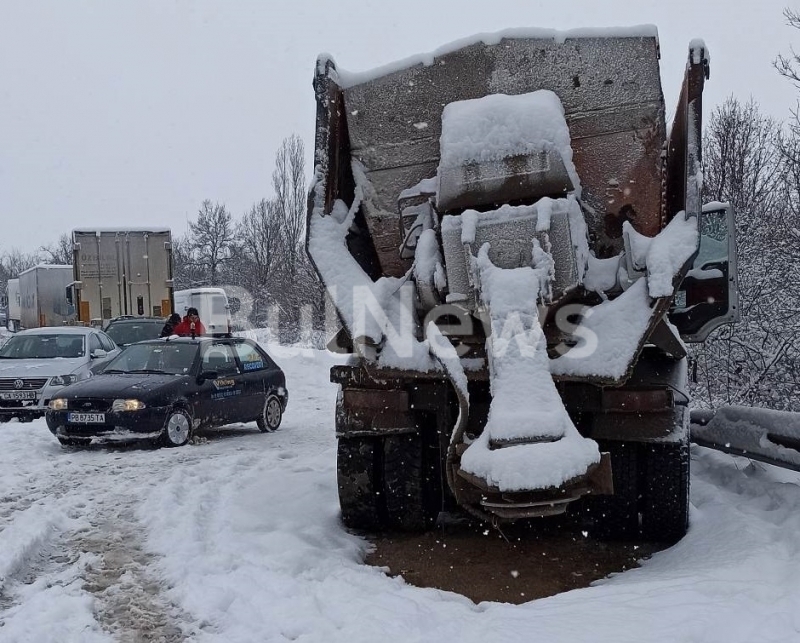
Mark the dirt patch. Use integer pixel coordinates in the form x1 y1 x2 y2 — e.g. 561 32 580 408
366 517 662 604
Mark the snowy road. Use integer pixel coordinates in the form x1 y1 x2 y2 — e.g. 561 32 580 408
2 343 800 642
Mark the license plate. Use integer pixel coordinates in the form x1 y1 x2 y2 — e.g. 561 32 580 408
0 391 37 400
67 412 105 424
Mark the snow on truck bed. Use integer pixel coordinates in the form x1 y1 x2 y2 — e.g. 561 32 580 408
324 25 660 88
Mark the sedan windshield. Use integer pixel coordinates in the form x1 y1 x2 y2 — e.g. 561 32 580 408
0 334 86 359
105 321 164 346
104 343 198 375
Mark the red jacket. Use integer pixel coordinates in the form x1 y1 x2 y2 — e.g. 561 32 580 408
173 317 206 337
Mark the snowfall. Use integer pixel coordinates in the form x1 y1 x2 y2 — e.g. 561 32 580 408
1 333 800 643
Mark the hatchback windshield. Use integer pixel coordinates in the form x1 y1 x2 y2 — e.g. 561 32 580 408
105 320 164 346
0 334 86 359
104 343 198 375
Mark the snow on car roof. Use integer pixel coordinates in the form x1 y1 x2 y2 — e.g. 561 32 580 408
17 326 99 335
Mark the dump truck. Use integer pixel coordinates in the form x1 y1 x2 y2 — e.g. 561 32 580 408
67 228 174 326
18 265 75 329
307 27 739 542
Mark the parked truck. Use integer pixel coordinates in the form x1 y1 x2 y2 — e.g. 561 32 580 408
67 228 174 326
18 265 75 329
307 28 739 542
5 279 20 331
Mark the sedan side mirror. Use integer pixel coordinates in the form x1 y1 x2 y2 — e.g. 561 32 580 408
90 349 107 359
197 370 219 384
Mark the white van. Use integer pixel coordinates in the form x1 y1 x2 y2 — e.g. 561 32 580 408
173 287 231 336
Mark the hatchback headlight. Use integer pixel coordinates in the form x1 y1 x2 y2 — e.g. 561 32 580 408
50 374 78 386
49 398 68 411
111 399 147 412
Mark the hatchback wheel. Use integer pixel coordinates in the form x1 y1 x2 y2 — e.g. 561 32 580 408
163 408 192 447
257 394 282 432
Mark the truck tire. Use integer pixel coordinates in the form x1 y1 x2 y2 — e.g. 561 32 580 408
584 441 641 540
383 433 438 531
337 437 385 531
640 431 690 543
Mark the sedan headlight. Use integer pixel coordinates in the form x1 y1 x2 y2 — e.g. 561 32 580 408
111 399 147 412
50 374 78 386
49 398 68 411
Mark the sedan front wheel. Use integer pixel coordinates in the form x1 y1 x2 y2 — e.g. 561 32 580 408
163 408 192 447
257 394 282 433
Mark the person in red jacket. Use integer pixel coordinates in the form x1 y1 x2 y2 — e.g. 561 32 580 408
173 307 206 338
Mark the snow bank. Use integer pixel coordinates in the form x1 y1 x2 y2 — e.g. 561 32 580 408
6 343 800 642
0 505 65 590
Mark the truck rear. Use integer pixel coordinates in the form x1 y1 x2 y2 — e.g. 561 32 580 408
19 265 74 328
307 28 738 541
69 229 174 326
6 279 20 331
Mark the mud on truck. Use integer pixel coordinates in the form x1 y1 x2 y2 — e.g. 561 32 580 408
307 27 738 543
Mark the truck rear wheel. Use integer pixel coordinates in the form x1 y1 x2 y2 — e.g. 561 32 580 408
337 437 385 531
584 441 641 541
640 430 690 543
383 433 438 531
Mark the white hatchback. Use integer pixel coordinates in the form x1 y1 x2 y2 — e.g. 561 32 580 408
0 327 119 422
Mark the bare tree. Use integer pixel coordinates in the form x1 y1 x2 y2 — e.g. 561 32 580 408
691 96 800 410
775 8 800 106
1 248 40 278
39 233 72 265
702 97 784 215
170 133 324 341
0 248 41 305
172 234 205 289
238 199 285 288
271 134 306 266
188 200 235 285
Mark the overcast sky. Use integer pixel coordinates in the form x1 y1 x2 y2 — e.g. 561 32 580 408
1 0 797 253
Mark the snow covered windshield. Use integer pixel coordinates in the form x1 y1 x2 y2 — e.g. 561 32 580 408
104 343 198 375
0 334 86 359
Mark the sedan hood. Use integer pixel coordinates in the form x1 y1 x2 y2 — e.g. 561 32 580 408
0 357 86 378
57 373 189 399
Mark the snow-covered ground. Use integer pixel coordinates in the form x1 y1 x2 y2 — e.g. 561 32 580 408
2 340 800 642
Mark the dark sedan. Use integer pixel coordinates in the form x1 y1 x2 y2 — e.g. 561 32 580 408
103 316 167 347
46 336 287 447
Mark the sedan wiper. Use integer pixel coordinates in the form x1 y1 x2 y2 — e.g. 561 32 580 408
103 369 128 374
127 369 169 374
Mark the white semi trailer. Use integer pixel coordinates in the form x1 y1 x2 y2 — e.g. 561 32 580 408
6 279 20 331
68 228 174 326
18 265 74 329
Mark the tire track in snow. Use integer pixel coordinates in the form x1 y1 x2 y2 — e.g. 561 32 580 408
75 493 195 643
0 440 203 641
